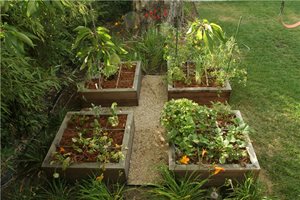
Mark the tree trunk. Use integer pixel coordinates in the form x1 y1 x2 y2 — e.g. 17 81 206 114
131 0 184 32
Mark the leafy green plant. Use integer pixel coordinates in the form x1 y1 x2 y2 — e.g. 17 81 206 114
77 176 125 200
186 18 225 52
51 103 124 170
0 0 93 177
224 174 271 200
164 18 246 87
193 37 246 86
161 99 249 164
51 150 73 171
108 102 119 127
73 25 127 88
128 26 167 74
149 166 208 200
37 178 75 200
160 98 205 156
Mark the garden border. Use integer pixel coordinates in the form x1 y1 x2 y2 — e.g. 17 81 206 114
41 110 135 183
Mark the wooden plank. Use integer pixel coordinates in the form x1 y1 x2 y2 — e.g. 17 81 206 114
167 80 232 105
79 61 142 107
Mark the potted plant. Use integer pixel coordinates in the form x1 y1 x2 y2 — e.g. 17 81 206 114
164 19 246 105
160 99 260 186
42 103 135 183
73 26 142 106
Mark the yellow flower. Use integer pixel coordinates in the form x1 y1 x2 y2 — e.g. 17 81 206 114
114 22 119 26
201 149 207 158
96 174 104 182
213 166 225 175
180 155 190 165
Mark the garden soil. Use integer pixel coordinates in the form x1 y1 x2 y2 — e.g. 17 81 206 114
120 75 169 185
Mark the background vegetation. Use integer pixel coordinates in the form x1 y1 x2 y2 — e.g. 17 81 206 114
0 0 132 184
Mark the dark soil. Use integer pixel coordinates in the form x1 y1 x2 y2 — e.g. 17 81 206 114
54 114 127 163
85 63 136 89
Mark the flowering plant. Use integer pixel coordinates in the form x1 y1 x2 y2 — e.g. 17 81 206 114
161 99 249 165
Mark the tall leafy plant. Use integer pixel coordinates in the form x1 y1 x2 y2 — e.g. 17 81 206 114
129 26 167 74
186 19 225 52
0 0 100 175
0 24 60 142
164 18 246 87
73 25 127 88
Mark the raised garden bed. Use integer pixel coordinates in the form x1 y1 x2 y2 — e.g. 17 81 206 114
79 61 142 107
42 110 134 183
168 81 232 105
167 63 232 105
168 110 260 187
161 99 260 187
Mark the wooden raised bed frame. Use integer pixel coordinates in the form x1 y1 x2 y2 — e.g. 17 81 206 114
168 110 260 187
42 110 135 183
168 80 232 105
80 61 142 107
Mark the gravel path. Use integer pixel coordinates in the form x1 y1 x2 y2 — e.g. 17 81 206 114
127 75 168 185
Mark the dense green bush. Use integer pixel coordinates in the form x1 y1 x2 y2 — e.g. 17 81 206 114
0 0 107 173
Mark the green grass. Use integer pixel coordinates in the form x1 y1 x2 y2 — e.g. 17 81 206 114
191 1 300 199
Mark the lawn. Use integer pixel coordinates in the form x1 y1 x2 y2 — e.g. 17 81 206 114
192 1 300 199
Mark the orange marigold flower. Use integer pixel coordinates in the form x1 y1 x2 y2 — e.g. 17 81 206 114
59 147 65 153
201 149 207 158
213 166 225 175
180 155 190 165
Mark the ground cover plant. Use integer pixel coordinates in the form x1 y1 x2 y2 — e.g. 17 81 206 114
161 99 249 165
189 1 300 199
